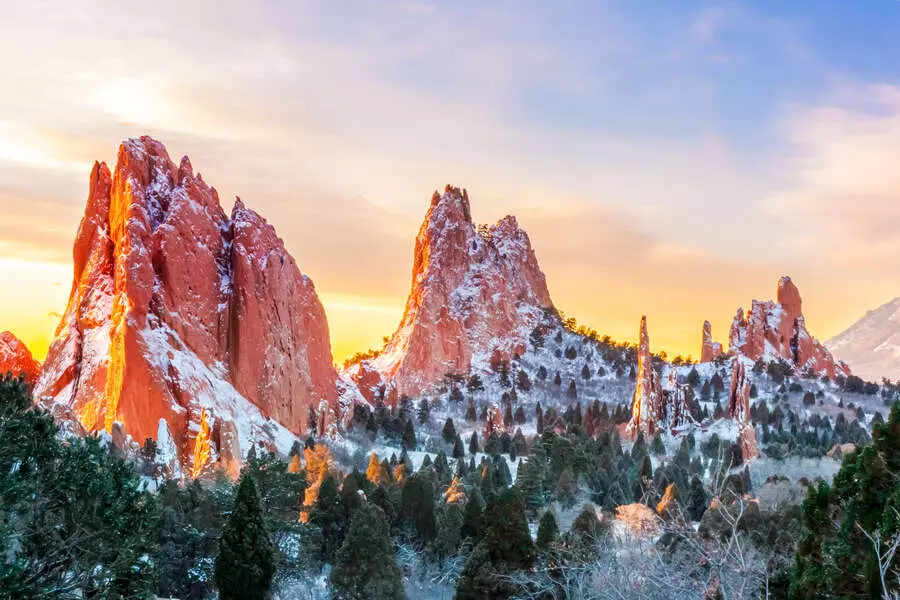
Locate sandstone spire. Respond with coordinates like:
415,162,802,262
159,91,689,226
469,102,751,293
700,320,724,363
627,316,664,438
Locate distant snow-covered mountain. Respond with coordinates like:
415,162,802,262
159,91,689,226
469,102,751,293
827,298,900,382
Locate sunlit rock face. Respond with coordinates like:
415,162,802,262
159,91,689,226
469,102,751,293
357,185,554,397
728,359,759,460
728,276,849,378
627,316,664,438
34,136,337,476
0,332,41,384
628,317,695,438
700,320,724,363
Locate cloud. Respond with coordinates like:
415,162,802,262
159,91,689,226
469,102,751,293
767,83,900,275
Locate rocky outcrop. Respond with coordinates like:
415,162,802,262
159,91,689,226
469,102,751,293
355,186,554,397
728,359,759,460
700,321,724,363
0,332,41,384
628,317,664,438
728,276,849,378
628,318,695,438
34,136,338,476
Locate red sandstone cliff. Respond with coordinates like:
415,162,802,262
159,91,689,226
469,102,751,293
34,137,338,476
728,276,849,378
349,186,554,398
0,332,41,384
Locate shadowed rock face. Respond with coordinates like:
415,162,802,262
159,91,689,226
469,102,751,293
353,185,554,398
0,332,41,384
628,317,694,438
728,276,849,378
700,320,724,363
34,136,337,475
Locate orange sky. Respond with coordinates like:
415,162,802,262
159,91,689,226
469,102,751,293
3,2,900,365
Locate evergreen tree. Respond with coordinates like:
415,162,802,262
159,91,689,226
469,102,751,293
0,377,158,599
514,405,526,424
400,472,436,544
330,503,405,600
442,417,457,444
402,418,417,451
650,433,666,456
461,489,485,540
469,432,480,455
215,474,275,600
309,474,345,562
456,488,535,599
417,398,431,424
791,403,900,600
452,435,466,460
567,380,578,399
466,399,477,422
536,509,559,550
516,370,532,392
536,402,544,434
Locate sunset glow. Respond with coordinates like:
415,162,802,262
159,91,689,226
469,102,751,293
2,1,900,365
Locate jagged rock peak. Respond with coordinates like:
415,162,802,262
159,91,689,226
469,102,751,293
0,332,41,384
627,316,664,438
35,136,337,477
700,320,724,363
727,275,848,378
350,185,554,398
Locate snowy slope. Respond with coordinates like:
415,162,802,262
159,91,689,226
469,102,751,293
827,297,900,382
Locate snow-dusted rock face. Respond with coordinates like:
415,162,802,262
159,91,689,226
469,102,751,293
727,276,848,378
826,297,900,382
34,137,336,476
728,359,759,460
627,316,664,438
0,332,41,384
354,186,554,398
628,317,694,437
700,320,724,363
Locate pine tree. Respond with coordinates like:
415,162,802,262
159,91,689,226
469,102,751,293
466,399,477,422
215,474,275,600
567,380,577,399
536,402,544,434
310,474,345,562
330,503,405,600
417,398,431,424
402,418,417,451
516,370,532,392
452,435,465,459
650,433,666,456
514,405,526,424
461,489,484,540
400,472,436,544
442,417,457,443
536,509,559,550
469,432,480,455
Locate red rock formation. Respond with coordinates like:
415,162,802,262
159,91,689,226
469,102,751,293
663,370,695,433
0,332,41,384
728,360,751,422
34,137,338,476
628,316,664,438
728,276,849,378
700,320,724,363
727,359,759,460
358,186,554,396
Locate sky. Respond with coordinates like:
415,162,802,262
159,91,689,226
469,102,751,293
2,0,900,364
